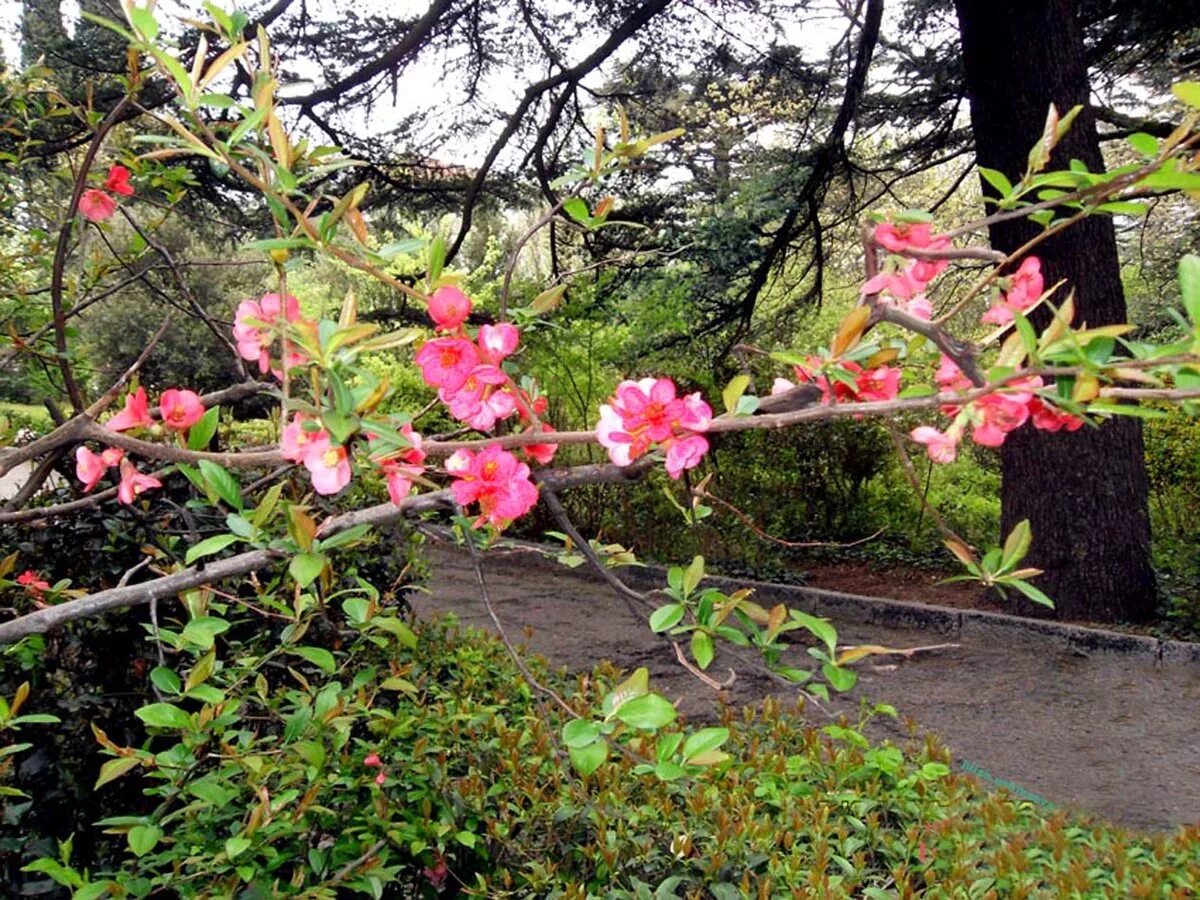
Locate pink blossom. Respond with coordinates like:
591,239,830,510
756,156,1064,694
427,285,472,331
281,415,327,463
364,753,382,768
304,442,352,495
107,387,152,432
439,365,508,427
861,267,924,301
17,570,51,601
596,404,633,466
665,433,710,479
771,377,795,395
382,461,424,505
79,189,117,222
522,424,558,465
1028,397,1085,433
75,447,109,492
104,165,135,197
874,221,933,253
259,293,302,322
477,323,520,363
414,337,480,394
233,294,303,375
448,444,539,527
854,366,901,402
375,771,387,786
101,448,125,466
982,256,1044,325
968,392,1030,447
117,460,161,505
906,295,933,321
159,389,205,431
910,235,951,283
911,424,963,464
936,355,972,392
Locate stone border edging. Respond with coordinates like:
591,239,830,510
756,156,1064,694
474,537,1200,666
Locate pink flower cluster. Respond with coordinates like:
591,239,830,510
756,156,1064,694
774,357,902,406
446,444,539,527
75,446,162,504
980,257,1045,326
414,285,558,467
364,751,388,785
106,386,205,432
862,220,951,321
596,378,712,479
234,293,308,378
79,166,134,223
910,354,1084,463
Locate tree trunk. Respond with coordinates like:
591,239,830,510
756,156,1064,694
953,0,1156,622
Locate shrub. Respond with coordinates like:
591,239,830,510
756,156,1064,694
7,616,1198,897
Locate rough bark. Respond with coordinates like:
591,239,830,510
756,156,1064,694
953,0,1156,622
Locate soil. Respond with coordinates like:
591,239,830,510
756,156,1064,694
797,561,994,610
412,541,1200,833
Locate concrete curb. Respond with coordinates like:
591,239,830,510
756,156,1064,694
475,539,1200,666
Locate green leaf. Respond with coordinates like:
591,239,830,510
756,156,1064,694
181,616,230,650
225,836,251,860
135,703,191,730
225,514,255,539
1000,519,1032,570
563,197,591,225
371,616,417,648
722,374,750,414
242,236,313,253
95,756,141,789
149,666,181,695
562,719,601,749
342,596,370,625
1095,200,1147,216
1180,255,1200,325
789,610,838,657
197,460,243,510
185,534,239,565
127,824,161,857
602,667,649,717
682,555,705,596
1126,133,1159,158
822,663,858,693
128,6,158,39
292,646,336,673
186,406,219,451
1006,577,1055,609
690,631,714,670
681,726,729,762
977,166,1013,197
1171,81,1200,109
316,523,372,550
648,603,685,633
289,553,327,588
568,740,608,776
615,693,677,730
377,238,425,259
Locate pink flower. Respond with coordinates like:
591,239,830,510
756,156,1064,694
75,447,109,492
159,389,205,431
281,416,327,463
911,235,951,283
427,285,472,331
982,257,1044,325
862,266,924,301
854,366,901,403
665,433,709,479
906,295,933,321
234,294,303,375
363,753,382,768
374,771,387,785
414,337,480,394
522,424,558,465
304,440,352,495
1028,397,1085,433
117,460,161,505
911,424,963,464
596,378,711,475
439,365,508,428
79,189,117,222
104,165,135,197
17,569,51,601
382,461,424,504
477,323,520,363
874,221,933,253
968,392,1031,447
107,387,152,432
936,355,972,392
448,444,539,527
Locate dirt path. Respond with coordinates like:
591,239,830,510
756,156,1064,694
412,543,1200,833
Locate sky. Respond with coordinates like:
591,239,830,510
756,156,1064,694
0,0,860,167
